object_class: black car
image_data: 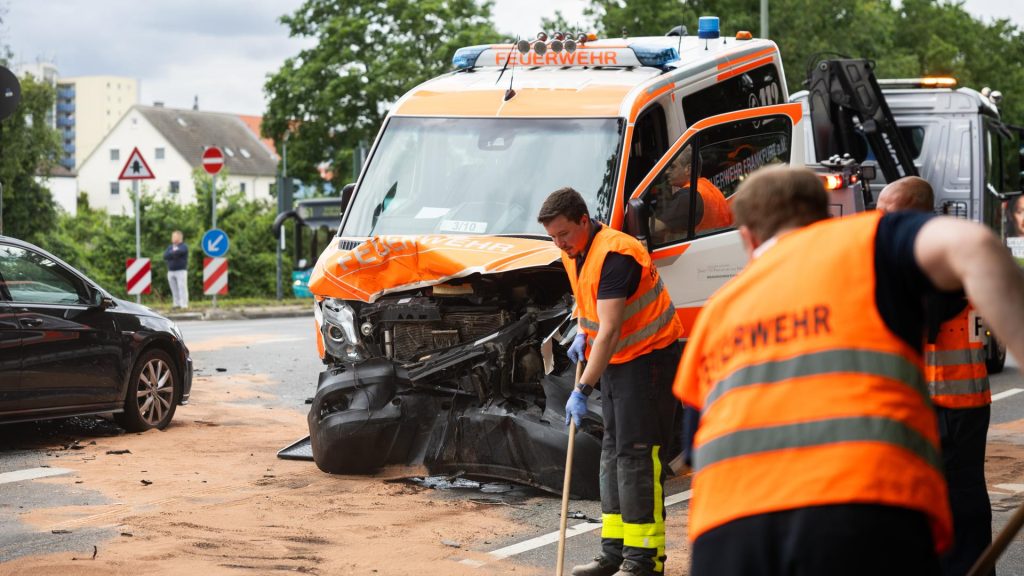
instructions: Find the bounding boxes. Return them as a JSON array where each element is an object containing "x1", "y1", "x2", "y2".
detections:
[{"x1": 0, "y1": 236, "x2": 192, "y2": 431}]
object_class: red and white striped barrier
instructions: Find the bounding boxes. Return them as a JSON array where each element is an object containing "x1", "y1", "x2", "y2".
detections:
[
  {"x1": 203, "y1": 257, "x2": 228, "y2": 295},
  {"x1": 126, "y1": 258, "x2": 151, "y2": 295}
]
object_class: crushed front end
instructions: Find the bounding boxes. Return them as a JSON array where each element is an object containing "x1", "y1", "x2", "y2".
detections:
[{"x1": 306, "y1": 235, "x2": 603, "y2": 498}]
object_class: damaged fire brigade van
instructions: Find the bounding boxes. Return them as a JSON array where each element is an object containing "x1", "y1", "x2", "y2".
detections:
[{"x1": 295, "y1": 19, "x2": 809, "y2": 497}]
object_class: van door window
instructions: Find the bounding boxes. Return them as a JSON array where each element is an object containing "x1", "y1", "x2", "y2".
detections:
[
  {"x1": 641, "y1": 114, "x2": 793, "y2": 247},
  {"x1": 623, "y1": 104, "x2": 668, "y2": 201},
  {"x1": 681, "y1": 63, "x2": 782, "y2": 126}
]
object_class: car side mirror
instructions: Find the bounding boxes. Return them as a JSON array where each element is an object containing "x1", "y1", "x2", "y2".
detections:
[
  {"x1": 624, "y1": 198, "x2": 651, "y2": 249},
  {"x1": 860, "y1": 165, "x2": 877, "y2": 181}
]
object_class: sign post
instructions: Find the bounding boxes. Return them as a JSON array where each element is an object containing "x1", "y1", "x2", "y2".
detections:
[
  {"x1": 202, "y1": 147, "x2": 225, "y2": 305},
  {"x1": 118, "y1": 147, "x2": 155, "y2": 303}
]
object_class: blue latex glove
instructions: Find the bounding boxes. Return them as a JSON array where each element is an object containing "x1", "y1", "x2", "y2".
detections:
[
  {"x1": 565, "y1": 390, "x2": 588, "y2": 427},
  {"x1": 567, "y1": 333, "x2": 586, "y2": 364}
]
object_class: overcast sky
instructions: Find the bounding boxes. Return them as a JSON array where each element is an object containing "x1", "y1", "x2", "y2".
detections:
[{"x1": 3, "y1": 0, "x2": 1019, "y2": 116}]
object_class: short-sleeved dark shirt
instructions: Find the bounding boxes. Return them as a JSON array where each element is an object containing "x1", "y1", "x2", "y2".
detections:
[{"x1": 574, "y1": 223, "x2": 642, "y2": 300}]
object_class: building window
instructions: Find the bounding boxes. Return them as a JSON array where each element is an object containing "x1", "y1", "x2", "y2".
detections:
[
  {"x1": 155, "y1": 147, "x2": 165, "y2": 159},
  {"x1": 110, "y1": 148, "x2": 119, "y2": 161},
  {"x1": 110, "y1": 182, "x2": 120, "y2": 195},
  {"x1": 239, "y1": 182, "x2": 246, "y2": 194},
  {"x1": 170, "y1": 181, "x2": 180, "y2": 194}
]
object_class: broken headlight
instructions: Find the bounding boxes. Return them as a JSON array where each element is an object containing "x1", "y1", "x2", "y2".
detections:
[{"x1": 320, "y1": 298, "x2": 369, "y2": 362}]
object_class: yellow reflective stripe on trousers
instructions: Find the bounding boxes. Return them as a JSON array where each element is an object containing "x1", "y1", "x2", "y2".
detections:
[
  {"x1": 601, "y1": 513, "x2": 624, "y2": 539},
  {"x1": 622, "y1": 446, "x2": 666, "y2": 573}
]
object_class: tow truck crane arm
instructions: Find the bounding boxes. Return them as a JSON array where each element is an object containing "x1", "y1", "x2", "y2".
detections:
[{"x1": 806, "y1": 58, "x2": 919, "y2": 182}]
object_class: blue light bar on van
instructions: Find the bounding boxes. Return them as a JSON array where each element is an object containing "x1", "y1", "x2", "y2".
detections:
[
  {"x1": 452, "y1": 45, "x2": 490, "y2": 69},
  {"x1": 698, "y1": 16, "x2": 720, "y2": 39},
  {"x1": 631, "y1": 45, "x2": 680, "y2": 68}
]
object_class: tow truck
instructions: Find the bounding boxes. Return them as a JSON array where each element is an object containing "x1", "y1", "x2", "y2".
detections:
[
  {"x1": 791, "y1": 57, "x2": 1023, "y2": 373},
  {"x1": 282, "y1": 18, "x2": 866, "y2": 496}
]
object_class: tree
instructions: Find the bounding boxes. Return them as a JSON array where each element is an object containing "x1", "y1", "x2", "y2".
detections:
[
  {"x1": 263, "y1": 0, "x2": 500, "y2": 191},
  {"x1": 0, "y1": 73, "x2": 61, "y2": 244}
]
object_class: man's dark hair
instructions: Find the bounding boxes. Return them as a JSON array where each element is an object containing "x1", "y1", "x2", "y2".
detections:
[
  {"x1": 732, "y1": 165, "x2": 830, "y2": 241},
  {"x1": 537, "y1": 187, "x2": 590, "y2": 225}
]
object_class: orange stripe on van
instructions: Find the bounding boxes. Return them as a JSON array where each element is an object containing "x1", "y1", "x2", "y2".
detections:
[
  {"x1": 717, "y1": 56, "x2": 775, "y2": 81},
  {"x1": 629, "y1": 102, "x2": 803, "y2": 201},
  {"x1": 629, "y1": 84, "x2": 672, "y2": 123},
  {"x1": 716, "y1": 47, "x2": 776, "y2": 70},
  {"x1": 395, "y1": 86, "x2": 633, "y2": 117},
  {"x1": 610, "y1": 123, "x2": 635, "y2": 231},
  {"x1": 652, "y1": 243, "x2": 691, "y2": 260},
  {"x1": 676, "y1": 306, "x2": 703, "y2": 337}
]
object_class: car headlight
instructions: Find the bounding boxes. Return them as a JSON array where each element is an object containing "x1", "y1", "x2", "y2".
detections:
[
  {"x1": 168, "y1": 322, "x2": 184, "y2": 342},
  {"x1": 321, "y1": 298, "x2": 368, "y2": 362}
]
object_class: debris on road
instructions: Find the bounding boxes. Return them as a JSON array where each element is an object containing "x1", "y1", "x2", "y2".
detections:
[
  {"x1": 106, "y1": 449, "x2": 132, "y2": 455},
  {"x1": 140, "y1": 479, "x2": 153, "y2": 486}
]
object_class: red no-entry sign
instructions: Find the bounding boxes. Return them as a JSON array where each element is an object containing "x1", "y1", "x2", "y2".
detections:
[{"x1": 202, "y1": 146, "x2": 224, "y2": 175}]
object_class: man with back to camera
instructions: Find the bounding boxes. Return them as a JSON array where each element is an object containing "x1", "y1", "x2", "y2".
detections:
[
  {"x1": 877, "y1": 175, "x2": 994, "y2": 576},
  {"x1": 674, "y1": 165, "x2": 1024, "y2": 575},
  {"x1": 538, "y1": 187, "x2": 682, "y2": 576}
]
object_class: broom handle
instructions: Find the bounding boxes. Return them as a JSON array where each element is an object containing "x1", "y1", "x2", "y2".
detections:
[
  {"x1": 966, "y1": 498, "x2": 1024, "y2": 576},
  {"x1": 556, "y1": 362, "x2": 584, "y2": 576}
]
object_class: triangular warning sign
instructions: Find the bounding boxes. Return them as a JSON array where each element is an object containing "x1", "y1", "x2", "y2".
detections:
[{"x1": 118, "y1": 146, "x2": 155, "y2": 180}]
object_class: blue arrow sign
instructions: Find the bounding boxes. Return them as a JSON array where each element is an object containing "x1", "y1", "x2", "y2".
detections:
[{"x1": 202, "y1": 228, "x2": 230, "y2": 257}]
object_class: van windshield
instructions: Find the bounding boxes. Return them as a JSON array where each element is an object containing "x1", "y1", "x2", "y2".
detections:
[{"x1": 341, "y1": 117, "x2": 622, "y2": 237}]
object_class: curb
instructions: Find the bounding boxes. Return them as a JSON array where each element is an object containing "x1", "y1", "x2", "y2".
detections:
[{"x1": 164, "y1": 305, "x2": 312, "y2": 322}]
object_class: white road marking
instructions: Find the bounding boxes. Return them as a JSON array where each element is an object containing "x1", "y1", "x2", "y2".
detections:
[
  {"x1": 992, "y1": 388, "x2": 1023, "y2": 402},
  {"x1": 0, "y1": 467, "x2": 74, "y2": 485},
  {"x1": 459, "y1": 489, "x2": 693, "y2": 569}
]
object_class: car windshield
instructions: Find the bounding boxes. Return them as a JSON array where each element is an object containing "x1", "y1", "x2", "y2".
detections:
[{"x1": 341, "y1": 117, "x2": 622, "y2": 237}]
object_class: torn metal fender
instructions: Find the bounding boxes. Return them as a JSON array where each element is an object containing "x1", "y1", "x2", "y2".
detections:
[
  {"x1": 307, "y1": 235, "x2": 561, "y2": 303},
  {"x1": 307, "y1": 359, "x2": 602, "y2": 499}
]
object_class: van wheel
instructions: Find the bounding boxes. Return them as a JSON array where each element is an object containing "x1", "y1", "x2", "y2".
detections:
[
  {"x1": 115, "y1": 349, "x2": 179, "y2": 432},
  {"x1": 986, "y1": 336, "x2": 1006, "y2": 375}
]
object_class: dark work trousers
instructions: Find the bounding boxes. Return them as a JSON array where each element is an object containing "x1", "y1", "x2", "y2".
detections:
[
  {"x1": 691, "y1": 504, "x2": 940, "y2": 576},
  {"x1": 599, "y1": 341, "x2": 681, "y2": 574},
  {"x1": 937, "y1": 404, "x2": 994, "y2": 576}
]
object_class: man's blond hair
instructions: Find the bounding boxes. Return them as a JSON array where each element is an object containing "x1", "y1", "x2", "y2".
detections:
[{"x1": 732, "y1": 165, "x2": 830, "y2": 241}]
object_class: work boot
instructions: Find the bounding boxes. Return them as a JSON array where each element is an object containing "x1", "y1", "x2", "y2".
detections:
[
  {"x1": 612, "y1": 559, "x2": 655, "y2": 576},
  {"x1": 571, "y1": 555, "x2": 620, "y2": 576}
]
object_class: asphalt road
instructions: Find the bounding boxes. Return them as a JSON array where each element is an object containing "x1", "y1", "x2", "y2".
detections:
[{"x1": 2, "y1": 316, "x2": 1023, "y2": 574}]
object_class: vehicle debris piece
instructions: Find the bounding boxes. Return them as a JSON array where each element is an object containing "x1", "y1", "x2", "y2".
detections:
[
  {"x1": 441, "y1": 539, "x2": 461, "y2": 548},
  {"x1": 106, "y1": 449, "x2": 131, "y2": 455},
  {"x1": 140, "y1": 479, "x2": 153, "y2": 486}
]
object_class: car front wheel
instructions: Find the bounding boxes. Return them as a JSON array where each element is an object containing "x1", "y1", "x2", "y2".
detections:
[{"x1": 115, "y1": 349, "x2": 179, "y2": 432}]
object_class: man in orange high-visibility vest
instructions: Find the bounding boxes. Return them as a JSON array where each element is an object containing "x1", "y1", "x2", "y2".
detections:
[
  {"x1": 878, "y1": 176, "x2": 993, "y2": 576},
  {"x1": 539, "y1": 187, "x2": 683, "y2": 576},
  {"x1": 674, "y1": 166, "x2": 1024, "y2": 575}
]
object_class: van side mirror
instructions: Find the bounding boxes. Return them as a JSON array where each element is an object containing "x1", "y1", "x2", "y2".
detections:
[
  {"x1": 340, "y1": 183, "x2": 355, "y2": 212},
  {"x1": 624, "y1": 198, "x2": 651, "y2": 248}
]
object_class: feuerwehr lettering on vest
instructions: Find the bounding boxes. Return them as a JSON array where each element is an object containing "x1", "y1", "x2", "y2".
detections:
[{"x1": 703, "y1": 304, "x2": 833, "y2": 378}]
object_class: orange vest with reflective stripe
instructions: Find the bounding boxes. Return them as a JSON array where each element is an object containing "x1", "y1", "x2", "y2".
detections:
[
  {"x1": 673, "y1": 211, "x2": 951, "y2": 551},
  {"x1": 926, "y1": 304, "x2": 991, "y2": 409},
  {"x1": 563, "y1": 225, "x2": 682, "y2": 365},
  {"x1": 696, "y1": 178, "x2": 733, "y2": 232}
]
